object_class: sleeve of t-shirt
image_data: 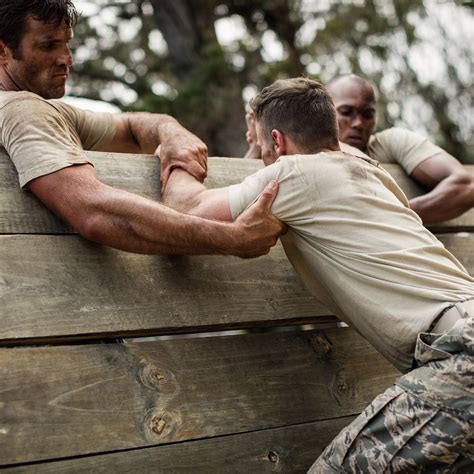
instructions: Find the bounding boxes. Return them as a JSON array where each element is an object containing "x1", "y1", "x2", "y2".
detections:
[
  {"x1": 228, "y1": 157, "x2": 310, "y2": 223},
  {"x1": 0, "y1": 96, "x2": 95, "y2": 188},
  {"x1": 50, "y1": 100, "x2": 116, "y2": 150},
  {"x1": 368, "y1": 127, "x2": 445, "y2": 175}
]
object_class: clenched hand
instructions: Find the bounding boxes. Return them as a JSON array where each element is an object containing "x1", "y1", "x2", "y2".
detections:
[{"x1": 158, "y1": 123, "x2": 208, "y2": 189}]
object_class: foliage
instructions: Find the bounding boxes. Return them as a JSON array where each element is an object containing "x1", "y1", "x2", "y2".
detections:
[{"x1": 69, "y1": 0, "x2": 473, "y2": 161}]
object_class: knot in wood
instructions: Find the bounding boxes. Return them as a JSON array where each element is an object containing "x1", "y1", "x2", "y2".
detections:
[
  {"x1": 143, "y1": 409, "x2": 181, "y2": 442},
  {"x1": 138, "y1": 364, "x2": 178, "y2": 395},
  {"x1": 338, "y1": 382, "x2": 348, "y2": 392},
  {"x1": 267, "y1": 451, "x2": 279, "y2": 463},
  {"x1": 150, "y1": 370, "x2": 165, "y2": 383},
  {"x1": 151, "y1": 415, "x2": 167, "y2": 435}
]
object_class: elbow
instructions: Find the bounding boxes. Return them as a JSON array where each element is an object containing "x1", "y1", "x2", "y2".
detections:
[
  {"x1": 450, "y1": 172, "x2": 474, "y2": 205},
  {"x1": 61, "y1": 195, "x2": 109, "y2": 243},
  {"x1": 74, "y1": 211, "x2": 107, "y2": 244}
]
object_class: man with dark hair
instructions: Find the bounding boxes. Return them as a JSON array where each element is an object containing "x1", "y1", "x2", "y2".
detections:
[
  {"x1": 0, "y1": 0, "x2": 284, "y2": 257},
  {"x1": 163, "y1": 77, "x2": 473, "y2": 471},
  {"x1": 327, "y1": 74, "x2": 474, "y2": 225},
  {"x1": 245, "y1": 74, "x2": 474, "y2": 225}
]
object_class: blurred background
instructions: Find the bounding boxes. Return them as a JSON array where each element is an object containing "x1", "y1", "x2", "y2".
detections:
[{"x1": 67, "y1": 0, "x2": 473, "y2": 162}]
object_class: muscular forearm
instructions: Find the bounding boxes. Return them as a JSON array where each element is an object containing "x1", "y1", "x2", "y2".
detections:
[
  {"x1": 163, "y1": 169, "x2": 233, "y2": 221},
  {"x1": 409, "y1": 173, "x2": 474, "y2": 224},
  {"x1": 80, "y1": 185, "x2": 238, "y2": 255},
  {"x1": 122, "y1": 112, "x2": 182, "y2": 154},
  {"x1": 162, "y1": 169, "x2": 208, "y2": 214},
  {"x1": 28, "y1": 165, "x2": 256, "y2": 257}
]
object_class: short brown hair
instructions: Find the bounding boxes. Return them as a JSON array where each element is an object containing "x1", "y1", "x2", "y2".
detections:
[
  {"x1": 0, "y1": 0, "x2": 78, "y2": 56},
  {"x1": 250, "y1": 77, "x2": 339, "y2": 151}
]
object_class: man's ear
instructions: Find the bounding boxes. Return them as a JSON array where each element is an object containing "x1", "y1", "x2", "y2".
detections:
[
  {"x1": 271, "y1": 129, "x2": 286, "y2": 156},
  {"x1": 0, "y1": 41, "x2": 10, "y2": 65}
]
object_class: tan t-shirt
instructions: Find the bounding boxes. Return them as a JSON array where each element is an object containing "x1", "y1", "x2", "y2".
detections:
[
  {"x1": 228, "y1": 151, "x2": 474, "y2": 372},
  {"x1": 0, "y1": 91, "x2": 116, "y2": 187},
  {"x1": 367, "y1": 127, "x2": 446, "y2": 174}
]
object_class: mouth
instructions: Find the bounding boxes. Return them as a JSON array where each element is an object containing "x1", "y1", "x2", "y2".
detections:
[
  {"x1": 54, "y1": 71, "x2": 69, "y2": 79},
  {"x1": 344, "y1": 135, "x2": 364, "y2": 146}
]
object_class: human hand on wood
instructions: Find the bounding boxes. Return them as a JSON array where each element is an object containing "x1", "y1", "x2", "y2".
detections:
[
  {"x1": 158, "y1": 124, "x2": 208, "y2": 189},
  {"x1": 231, "y1": 180, "x2": 287, "y2": 258}
]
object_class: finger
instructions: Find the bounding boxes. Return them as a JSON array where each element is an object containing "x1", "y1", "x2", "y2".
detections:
[
  {"x1": 160, "y1": 167, "x2": 171, "y2": 190},
  {"x1": 180, "y1": 161, "x2": 207, "y2": 182}
]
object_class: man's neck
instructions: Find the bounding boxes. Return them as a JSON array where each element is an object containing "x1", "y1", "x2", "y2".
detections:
[{"x1": 0, "y1": 67, "x2": 22, "y2": 93}]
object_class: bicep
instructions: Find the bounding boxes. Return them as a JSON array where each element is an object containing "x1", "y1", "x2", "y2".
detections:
[
  {"x1": 410, "y1": 152, "x2": 466, "y2": 189},
  {"x1": 190, "y1": 187, "x2": 233, "y2": 222}
]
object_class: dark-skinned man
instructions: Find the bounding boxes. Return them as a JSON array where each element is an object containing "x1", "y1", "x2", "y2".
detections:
[
  {"x1": 328, "y1": 74, "x2": 474, "y2": 225},
  {"x1": 0, "y1": 0, "x2": 285, "y2": 258},
  {"x1": 245, "y1": 74, "x2": 474, "y2": 225}
]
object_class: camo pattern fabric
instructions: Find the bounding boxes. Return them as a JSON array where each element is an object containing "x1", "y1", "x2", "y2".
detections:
[{"x1": 308, "y1": 303, "x2": 473, "y2": 473}]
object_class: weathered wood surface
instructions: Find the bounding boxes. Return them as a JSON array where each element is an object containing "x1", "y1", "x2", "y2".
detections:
[
  {"x1": 0, "y1": 328, "x2": 398, "y2": 466},
  {"x1": 1, "y1": 233, "x2": 472, "y2": 344},
  {"x1": 4, "y1": 417, "x2": 355, "y2": 473},
  {"x1": 0, "y1": 236, "x2": 329, "y2": 344},
  {"x1": 1, "y1": 151, "x2": 473, "y2": 234}
]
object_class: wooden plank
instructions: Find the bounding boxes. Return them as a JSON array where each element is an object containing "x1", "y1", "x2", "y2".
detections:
[
  {"x1": 4, "y1": 417, "x2": 356, "y2": 473},
  {"x1": 0, "y1": 151, "x2": 160, "y2": 234},
  {"x1": 0, "y1": 235, "x2": 329, "y2": 344},
  {"x1": 1, "y1": 233, "x2": 472, "y2": 344},
  {"x1": 1, "y1": 151, "x2": 473, "y2": 234},
  {"x1": 0, "y1": 328, "x2": 399, "y2": 466}
]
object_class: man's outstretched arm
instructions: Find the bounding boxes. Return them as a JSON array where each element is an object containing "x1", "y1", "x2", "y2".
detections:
[
  {"x1": 162, "y1": 168, "x2": 234, "y2": 222},
  {"x1": 97, "y1": 112, "x2": 208, "y2": 187},
  {"x1": 409, "y1": 153, "x2": 474, "y2": 224},
  {"x1": 27, "y1": 164, "x2": 284, "y2": 258}
]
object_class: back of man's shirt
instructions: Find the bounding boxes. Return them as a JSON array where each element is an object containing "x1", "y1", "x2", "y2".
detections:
[{"x1": 228, "y1": 151, "x2": 474, "y2": 371}]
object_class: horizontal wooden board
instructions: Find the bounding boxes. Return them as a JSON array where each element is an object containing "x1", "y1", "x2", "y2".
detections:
[
  {"x1": 4, "y1": 416, "x2": 356, "y2": 473},
  {"x1": 1, "y1": 152, "x2": 472, "y2": 234},
  {"x1": 0, "y1": 328, "x2": 398, "y2": 466},
  {"x1": 1, "y1": 233, "x2": 472, "y2": 344},
  {"x1": 0, "y1": 235, "x2": 329, "y2": 344}
]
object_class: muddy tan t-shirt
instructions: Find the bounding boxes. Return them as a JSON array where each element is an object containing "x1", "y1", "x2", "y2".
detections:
[
  {"x1": 0, "y1": 91, "x2": 116, "y2": 187},
  {"x1": 228, "y1": 152, "x2": 474, "y2": 372},
  {"x1": 367, "y1": 127, "x2": 445, "y2": 174}
]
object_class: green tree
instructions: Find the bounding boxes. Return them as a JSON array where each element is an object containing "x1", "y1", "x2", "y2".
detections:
[{"x1": 69, "y1": 0, "x2": 473, "y2": 161}]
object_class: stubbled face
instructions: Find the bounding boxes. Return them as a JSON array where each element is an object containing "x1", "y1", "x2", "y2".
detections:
[
  {"x1": 1, "y1": 16, "x2": 73, "y2": 99},
  {"x1": 330, "y1": 80, "x2": 376, "y2": 150},
  {"x1": 255, "y1": 121, "x2": 279, "y2": 166}
]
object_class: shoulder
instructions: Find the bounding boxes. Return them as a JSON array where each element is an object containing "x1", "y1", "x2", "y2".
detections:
[
  {"x1": 368, "y1": 127, "x2": 444, "y2": 173},
  {"x1": 0, "y1": 90, "x2": 50, "y2": 113},
  {"x1": 368, "y1": 127, "x2": 407, "y2": 157},
  {"x1": 0, "y1": 91, "x2": 74, "y2": 127}
]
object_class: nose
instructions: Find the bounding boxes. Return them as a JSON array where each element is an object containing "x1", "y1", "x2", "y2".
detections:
[
  {"x1": 57, "y1": 45, "x2": 74, "y2": 68},
  {"x1": 350, "y1": 113, "x2": 363, "y2": 129}
]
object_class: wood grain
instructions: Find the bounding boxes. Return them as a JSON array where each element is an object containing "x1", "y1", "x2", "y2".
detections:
[
  {"x1": 0, "y1": 328, "x2": 398, "y2": 466},
  {"x1": 1, "y1": 151, "x2": 472, "y2": 234},
  {"x1": 4, "y1": 416, "x2": 356, "y2": 473},
  {"x1": 0, "y1": 233, "x2": 471, "y2": 344},
  {"x1": 0, "y1": 235, "x2": 329, "y2": 344}
]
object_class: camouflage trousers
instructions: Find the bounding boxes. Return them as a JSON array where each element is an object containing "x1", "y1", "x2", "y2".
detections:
[{"x1": 309, "y1": 302, "x2": 473, "y2": 473}]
